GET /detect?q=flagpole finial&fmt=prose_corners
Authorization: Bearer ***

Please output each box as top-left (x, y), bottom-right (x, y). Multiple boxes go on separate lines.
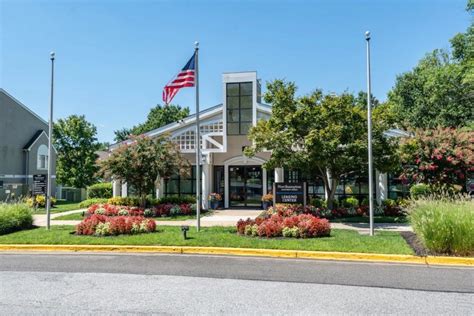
top-left (194, 41), bottom-right (199, 49)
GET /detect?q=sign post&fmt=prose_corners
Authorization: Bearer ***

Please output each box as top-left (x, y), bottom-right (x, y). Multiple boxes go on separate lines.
top-left (273, 182), bottom-right (307, 207)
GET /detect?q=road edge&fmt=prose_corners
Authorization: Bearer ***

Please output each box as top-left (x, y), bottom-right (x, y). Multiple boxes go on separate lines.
top-left (0, 244), bottom-right (472, 267)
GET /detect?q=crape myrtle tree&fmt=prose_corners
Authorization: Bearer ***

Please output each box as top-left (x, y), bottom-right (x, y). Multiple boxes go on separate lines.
top-left (114, 104), bottom-right (190, 142)
top-left (245, 80), bottom-right (399, 209)
top-left (99, 135), bottom-right (189, 206)
top-left (399, 127), bottom-right (474, 190)
top-left (53, 115), bottom-right (101, 189)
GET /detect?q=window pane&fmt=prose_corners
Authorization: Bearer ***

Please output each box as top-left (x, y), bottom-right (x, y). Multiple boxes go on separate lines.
top-left (240, 96), bottom-right (252, 108)
top-left (166, 180), bottom-right (179, 194)
top-left (226, 83), bottom-right (239, 96)
top-left (240, 109), bottom-right (252, 122)
top-left (227, 109), bottom-right (239, 122)
top-left (180, 180), bottom-right (193, 194)
top-left (227, 122), bottom-right (240, 135)
top-left (227, 96), bottom-right (239, 109)
top-left (240, 82), bottom-right (253, 96)
top-left (240, 122), bottom-right (252, 135)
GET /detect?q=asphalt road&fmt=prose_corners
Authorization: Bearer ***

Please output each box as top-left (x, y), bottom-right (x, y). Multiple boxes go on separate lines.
top-left (0, 252), bottom-right (473, 315)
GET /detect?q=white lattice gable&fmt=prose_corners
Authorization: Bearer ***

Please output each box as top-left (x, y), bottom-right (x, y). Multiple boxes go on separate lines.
top-left (170, 114), bottom-right (225, 153)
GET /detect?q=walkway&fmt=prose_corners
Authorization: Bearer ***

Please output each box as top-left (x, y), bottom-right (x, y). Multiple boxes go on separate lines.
top-left (32, 209), bottom-right (412, 232)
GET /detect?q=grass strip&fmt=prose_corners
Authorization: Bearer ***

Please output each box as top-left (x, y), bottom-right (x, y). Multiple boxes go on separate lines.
top-left (0, 225), bottom-right (413, 255)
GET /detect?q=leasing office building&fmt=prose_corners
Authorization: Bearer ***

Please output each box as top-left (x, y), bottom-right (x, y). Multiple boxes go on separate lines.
top-left (111, 71), bottom-right (400, 209)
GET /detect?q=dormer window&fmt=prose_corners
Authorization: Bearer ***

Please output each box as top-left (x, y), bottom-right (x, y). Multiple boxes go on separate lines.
top-left (37, 144), bottom-right (48, 170)
top-left (226, 82), bottom-right (253, 135)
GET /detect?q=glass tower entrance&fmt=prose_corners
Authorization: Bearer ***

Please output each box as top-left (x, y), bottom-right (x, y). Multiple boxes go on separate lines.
top-left (228, 166), bottom-right (263, 208)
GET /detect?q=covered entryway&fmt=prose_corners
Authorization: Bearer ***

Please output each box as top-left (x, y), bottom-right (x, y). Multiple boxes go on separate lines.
top-left (229, 165), bottom-right (263, 208)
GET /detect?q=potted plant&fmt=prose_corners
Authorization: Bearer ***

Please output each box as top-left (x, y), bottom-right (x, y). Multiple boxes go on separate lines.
top-left (208, 193), bottom-right (222, 210)
top-left (261, 193), bottom-right (273, 210)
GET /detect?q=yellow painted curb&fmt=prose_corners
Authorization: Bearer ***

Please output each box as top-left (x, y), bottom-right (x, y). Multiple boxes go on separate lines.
top-left (0, 244), bottom-right (472, 267)
top-left (426, 256), bottom-right (474, 266)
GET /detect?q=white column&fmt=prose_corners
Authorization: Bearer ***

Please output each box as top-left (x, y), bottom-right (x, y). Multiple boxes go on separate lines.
top-left (121, 182), bottom-right (128, 198)
top-left (224, 166), bottom-right (229, 208)
top-left (155, 176), bottom-right (161, 199)
top-left (112, 179), bottom-right (121, 197)
top-left (376, 171), bottom-right (388, 205)
top-left (201, 160), bottom-right (210, 210)
top-left (275, 167), bottom-right (284, 183)
top-left (325, 169), bottom-right (332, 200)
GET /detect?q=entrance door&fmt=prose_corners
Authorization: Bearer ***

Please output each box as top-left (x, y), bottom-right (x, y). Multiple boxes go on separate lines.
top-left (229, 166), bottom-right (262, 208)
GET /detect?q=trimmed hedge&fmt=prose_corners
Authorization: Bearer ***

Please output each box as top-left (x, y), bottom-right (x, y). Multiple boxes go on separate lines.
top-left (0, 203), bottom-right (33, 235)
top-left (87, 183), bottom-right (113, 199)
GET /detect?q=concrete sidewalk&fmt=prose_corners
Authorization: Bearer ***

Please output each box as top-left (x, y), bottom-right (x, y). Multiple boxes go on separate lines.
top-left (32, 209), bottom-right (412, 232)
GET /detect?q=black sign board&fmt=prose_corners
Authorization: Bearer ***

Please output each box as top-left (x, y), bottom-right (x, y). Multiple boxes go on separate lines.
top-left (33, 174), bottom-right (47, 195)
top-left (273, 182), bottom-right (306, 206)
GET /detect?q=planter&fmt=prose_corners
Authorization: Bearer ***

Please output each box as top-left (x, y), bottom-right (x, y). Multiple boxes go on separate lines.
top-left (210, 200), bottom-right (219, 210)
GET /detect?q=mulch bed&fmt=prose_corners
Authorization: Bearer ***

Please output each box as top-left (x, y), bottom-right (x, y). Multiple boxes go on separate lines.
top-left (400, 231), bottom-right (430, 256)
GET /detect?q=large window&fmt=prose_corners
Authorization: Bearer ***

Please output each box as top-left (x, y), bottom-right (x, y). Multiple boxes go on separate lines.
top-left (387, 173), bottom-right (410, 199)
top-left (226, 82), bottom-right (253, 135)
top-left (164, 166), bottom-right (197, 197)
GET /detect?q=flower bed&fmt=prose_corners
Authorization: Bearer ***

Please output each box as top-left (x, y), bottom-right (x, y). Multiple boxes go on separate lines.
top-left (237, 214), bottom-right (331, 238)
top-left (76, 214), bottom-right (156, 236)
top-left (86, 203), bottom-right (196, 218)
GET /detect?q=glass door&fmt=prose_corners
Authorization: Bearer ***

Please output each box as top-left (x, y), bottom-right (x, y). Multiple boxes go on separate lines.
top-left (229, 166), bottom-right (262, 208)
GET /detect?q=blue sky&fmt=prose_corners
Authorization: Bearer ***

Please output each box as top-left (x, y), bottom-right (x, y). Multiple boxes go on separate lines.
top-left (1, 0), bottom-right (470, 142)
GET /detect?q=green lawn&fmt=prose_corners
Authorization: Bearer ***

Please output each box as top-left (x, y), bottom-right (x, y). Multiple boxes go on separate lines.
top-left (0, 225), bottom-right (413, 255)
top-left (34, 201), bottom-right (83, 214)
top-left (54, 212), bottom-right (200, 221)
top-left (331, 216), bottom-right (408, 224)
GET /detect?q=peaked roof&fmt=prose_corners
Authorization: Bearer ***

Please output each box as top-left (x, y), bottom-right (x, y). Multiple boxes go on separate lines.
top-left (22, 129), bottom-right (58, 153)
top-left (0, 88), bottom-right (48, 126)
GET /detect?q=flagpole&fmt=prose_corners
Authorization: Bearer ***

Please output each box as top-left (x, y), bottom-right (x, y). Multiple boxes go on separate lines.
top-left (194, 41), bottom-right (201, 232)
top-left (365, 31), bottom-right (374, 236)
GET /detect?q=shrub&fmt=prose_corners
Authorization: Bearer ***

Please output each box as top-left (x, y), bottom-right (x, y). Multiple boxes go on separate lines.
top-left (382, 199), bottom-right (396, 207)
top-left (0, 203), bottom-right (33, 235)
top-left (144, 209), bottom-right (154, 217)
top-left (410, 183), bottom-right (431, 199)
top-left (310, 198), bottom-right (326, 208)
top-left (107, 197), bottom-right (140, 206)
top-left (237, 214), bottom-right (331, 238)
top-left (409, 197), bottom-right (473, 256)
top-left (158, 196), bottom-right (196, 205)
top-left (343, 197), bottom-right (359, 208)
top-left (87, 204), bottom-right (144, 217)
top-left (79, 198), bottom-right (108, 209)
top-left (26, 195), bottom-right (56, 208)
top-left (87, 183), bottom-right (113, 199)
top-left (76, 214), bottom-right (156, 236)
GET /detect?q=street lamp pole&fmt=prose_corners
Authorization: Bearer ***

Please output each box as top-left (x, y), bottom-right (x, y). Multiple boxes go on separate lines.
top-left (46, 51), bottom-right (55, 230)
top-left (365, 32), bottom-right (374, 236)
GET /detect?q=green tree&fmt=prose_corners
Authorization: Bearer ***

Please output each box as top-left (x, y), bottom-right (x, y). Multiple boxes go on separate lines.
top-left (245, 80), bottom-right (399, 208)
top-left (53, 115), bottom-right (101, 189)
top-left (388, 6), bottom-right (474, 129)
top-left (100, 135), bottom-right (189, 206)
top-left (114, 104), bottom-right (190, 142)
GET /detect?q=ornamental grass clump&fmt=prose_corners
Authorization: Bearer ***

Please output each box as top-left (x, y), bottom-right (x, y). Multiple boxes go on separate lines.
top-left (0, 203), bottom-right (33, 235)
top-left (409, 197), bottom-right (474, 256)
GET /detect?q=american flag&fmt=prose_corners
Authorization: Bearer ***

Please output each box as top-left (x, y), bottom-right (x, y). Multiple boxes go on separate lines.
top-left (162, 53), bottom-right (196, 104)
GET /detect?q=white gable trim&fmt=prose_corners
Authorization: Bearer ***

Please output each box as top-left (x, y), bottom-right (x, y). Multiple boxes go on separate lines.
top-left (24, 130), bottom-right (58, 154)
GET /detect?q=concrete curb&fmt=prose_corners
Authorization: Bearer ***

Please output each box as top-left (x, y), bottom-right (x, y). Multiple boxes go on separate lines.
top-left (0, 244), bottom-right (472, 267)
